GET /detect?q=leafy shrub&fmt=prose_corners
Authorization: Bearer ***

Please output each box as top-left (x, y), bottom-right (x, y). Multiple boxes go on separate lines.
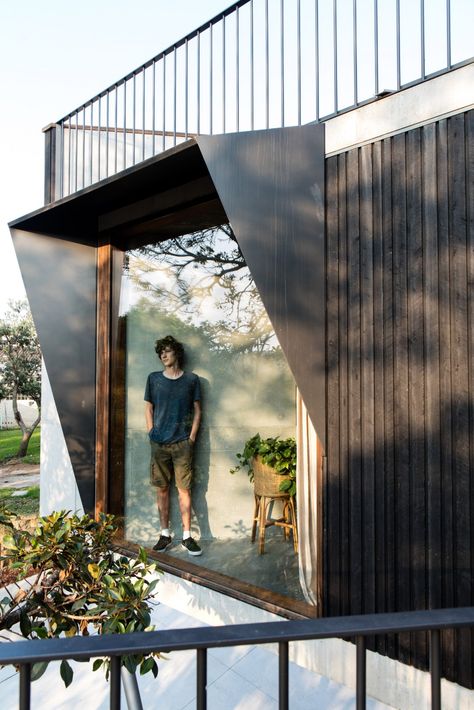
top-left (0, 510), bottom-right (162, 686)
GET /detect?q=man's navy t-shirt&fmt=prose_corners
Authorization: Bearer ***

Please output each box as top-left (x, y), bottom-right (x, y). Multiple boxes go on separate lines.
top-left (144, 371), bottom-right (201, 444)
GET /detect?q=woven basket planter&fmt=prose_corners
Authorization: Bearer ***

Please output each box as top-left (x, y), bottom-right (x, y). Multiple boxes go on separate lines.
top-left (252, 456), bottom-right (291, 498)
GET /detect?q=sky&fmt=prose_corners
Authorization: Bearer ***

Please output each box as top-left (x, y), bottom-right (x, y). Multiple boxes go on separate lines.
top-left (0, 0), bottom-right (229, 316)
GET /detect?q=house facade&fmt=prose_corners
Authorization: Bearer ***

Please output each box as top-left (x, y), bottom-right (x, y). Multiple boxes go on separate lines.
top-left (9, 1), bottom-right (474, 704)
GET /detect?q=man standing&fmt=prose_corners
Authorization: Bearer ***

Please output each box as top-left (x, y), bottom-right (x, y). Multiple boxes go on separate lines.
top-left (144, 335), bottom-right (202, 556)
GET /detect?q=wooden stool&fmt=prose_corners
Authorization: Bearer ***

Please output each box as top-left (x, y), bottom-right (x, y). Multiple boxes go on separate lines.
top-left (250, 456), bottom-right (298, 555)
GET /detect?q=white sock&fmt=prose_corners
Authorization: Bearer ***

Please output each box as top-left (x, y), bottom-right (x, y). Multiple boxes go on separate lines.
top-left (183, 530), bottom-right (191, 540)
top-left (161, 528), bottom-right (170, 537)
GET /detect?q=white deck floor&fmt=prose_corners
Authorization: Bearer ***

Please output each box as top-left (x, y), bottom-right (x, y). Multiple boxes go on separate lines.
top-left (0, 598), bottom-right (395, 710)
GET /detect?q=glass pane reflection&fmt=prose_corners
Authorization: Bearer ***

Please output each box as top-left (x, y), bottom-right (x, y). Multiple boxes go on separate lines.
top-left (116, 224), bottom-right (304, 601)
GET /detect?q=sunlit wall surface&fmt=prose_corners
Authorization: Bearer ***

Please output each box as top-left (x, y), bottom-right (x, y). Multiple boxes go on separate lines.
top-left (115, 225), bottom-right (301, 597)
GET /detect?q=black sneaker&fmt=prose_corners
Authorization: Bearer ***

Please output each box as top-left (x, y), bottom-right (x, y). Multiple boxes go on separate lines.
top-left (181, 537), bottom-right (202, 556)
top-left (153, 535), bottom-right (172, 552)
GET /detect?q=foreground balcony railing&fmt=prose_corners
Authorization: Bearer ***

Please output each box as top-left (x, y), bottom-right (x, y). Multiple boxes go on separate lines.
top-left (46, 0), bottom-right (474, 202)
top-left (1, 606), bottom-right (473, 710)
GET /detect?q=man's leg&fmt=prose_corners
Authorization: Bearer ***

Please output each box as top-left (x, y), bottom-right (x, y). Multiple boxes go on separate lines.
top-left (177, 487), bottom-right (191, 530)
top-left (156, 486), bottom-right (170, 530)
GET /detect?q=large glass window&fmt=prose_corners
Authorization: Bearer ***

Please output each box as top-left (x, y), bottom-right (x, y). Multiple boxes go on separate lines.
top-left (112, 223), bottom-right (306, 602)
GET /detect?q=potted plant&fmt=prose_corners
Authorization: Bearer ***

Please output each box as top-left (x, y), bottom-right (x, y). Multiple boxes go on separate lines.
top-left (230, 433), bottom-right (297, 497)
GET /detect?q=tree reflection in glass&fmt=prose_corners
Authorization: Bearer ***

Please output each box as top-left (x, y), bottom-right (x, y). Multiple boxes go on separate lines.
top-left (119, 224), bottom-right (302, 602)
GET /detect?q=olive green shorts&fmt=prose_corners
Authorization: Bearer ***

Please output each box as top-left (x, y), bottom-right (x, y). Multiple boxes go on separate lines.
top-left (150, 438), bottom-right (194, 490)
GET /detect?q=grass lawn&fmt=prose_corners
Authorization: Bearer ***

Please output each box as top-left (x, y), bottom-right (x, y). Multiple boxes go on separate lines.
top-left (0, 486), bottom-right (40, 516)
top-left (0, 428), bottom-right (41, 465)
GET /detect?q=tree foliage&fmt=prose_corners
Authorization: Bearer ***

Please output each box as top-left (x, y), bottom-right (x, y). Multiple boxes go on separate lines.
top-left (0, 301), bottom-right (41, 457)
top-left (0, 511), bottom-right (162, 686)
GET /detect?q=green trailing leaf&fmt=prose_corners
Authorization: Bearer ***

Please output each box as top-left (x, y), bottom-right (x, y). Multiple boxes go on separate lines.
top-left (19, 609), bottom-right (32, 637)
top-left (31, 661), bottom-right (49, 682)
top-left (140, 656), bottom-right (155, 675)
top-left (92, 658), bottom-right (103, 672)
top-left (60, 660), bottom-right (74, 688)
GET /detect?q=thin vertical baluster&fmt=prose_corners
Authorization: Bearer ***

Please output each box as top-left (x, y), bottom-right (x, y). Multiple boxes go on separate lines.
top-left (396, 0), bottom-right (401, 89)
top-left (315, 0), bottom-right (319, 120)
top-left (197, 31), bottom-right (201, 134)
top-left (106, 91), bottom-right (110, 178)
top-left (142, 68), bottom-right (146, 161)
top-left (59, 121), bottom-right (64, 198)
top-left (185, 39), bottom-right (189, 139)
top-left (67, 116), bottom-right (72, 196)
top-left (152, 60), bottom-right (156, 154)
top-left (236, 6), bottom-right (239, 131)
top-left (281, 0), bottom-right (284, 126)
top-left (278, 641), bottom-right (289, 710)
top-left (250, 0), bottom-right (254, 129)
top-left (356, 636), bottom-right (366, 710)
top-left (162, 54), bottom-right (166, 151)
top-left (353, 0), bottom-right (358, 104)
top-left (223, 15), bottom-right (226, 133)
top-left (109, 656), bottom-right (121, 710)
top-left (430, 629), bottom-right (441, 710)
top-left (265, 0), bottom-right (269, 128)
top-left (196, 648), bottom-right (207, 710)
top-left (90, 103), bottom-right (94, 185)
top-left (210, 22), bottom-right (213, 134)
top-left (374, 0), bottom-right (379, 95)
top-left (132, 73), bottom-right (136, 164)
top-left (82, 108), bottom-right (86, 188)
top-left (123, 80), bottom-right (127, 170)
top-left (19, 663), bottom-right (31, 710)
top-left (75, 112), bottom-right (79, 192)
top-left (173, 47), bottom-right (177, 146)
top-left (420, 0), bottom-right (425, 79)
top-left (114, 87), bottom-right (118, 174)
top-left (297, 0), bottom-right (301, 125)
top-left (446, 0), bottom-right (451, 68)
top-left (98, 98), bottom-right (101, 181)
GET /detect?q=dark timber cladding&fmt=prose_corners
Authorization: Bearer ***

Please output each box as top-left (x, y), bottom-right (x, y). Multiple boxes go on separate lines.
top-left (325, 108), bottom-right (474, 688)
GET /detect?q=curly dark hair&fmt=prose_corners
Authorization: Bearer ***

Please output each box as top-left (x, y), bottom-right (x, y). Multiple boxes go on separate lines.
top-left (154, 335), bottom-right (185, 367)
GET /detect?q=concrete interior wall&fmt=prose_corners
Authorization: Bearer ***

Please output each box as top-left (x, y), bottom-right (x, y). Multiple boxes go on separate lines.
top-left (121, 234), bottom-right (296, 545)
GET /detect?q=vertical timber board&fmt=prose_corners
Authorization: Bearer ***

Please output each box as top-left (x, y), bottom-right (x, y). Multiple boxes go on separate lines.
top-left (422, 121), bottom-right (442, 614)
top-left (467, 109), bottom-right (474, 685)
top-left (325, 110), bottom-right (474, 687)
top-left (359, 143), bottom-right (376, 619)
top-left (436, 118), bottom-right (456, 678)
top-left (337, 153), bottom-right (351, 619)
top-left (326, 155), bottom-right (341, 614)
top-left (95, 244), bottom-right (112, 517)
top-left (467, 108), bottom-right (474, 688)
top-left (406, 128), bottom-right (427, 665)
top-left (381, 136), bottom-right (397, 659)
top-left (346, 147), bottom-right (362, 615)
top-left (447, 114), bottom-right (472, 685)
top-left (372, 139), bottom-right (387, 656)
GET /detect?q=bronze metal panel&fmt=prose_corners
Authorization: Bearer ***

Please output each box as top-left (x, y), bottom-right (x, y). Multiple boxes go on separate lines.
top-left (10, 229), bottom-right (97, 513)
top-left (197, 125), bottom-right (326, 445)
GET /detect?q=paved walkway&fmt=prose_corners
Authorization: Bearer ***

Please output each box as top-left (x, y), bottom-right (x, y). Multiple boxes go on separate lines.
top-left (0, 462), bottom-right (40, 490)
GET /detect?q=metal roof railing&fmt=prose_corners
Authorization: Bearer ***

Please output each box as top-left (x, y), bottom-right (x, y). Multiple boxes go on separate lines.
top-left (2, 606), bottom-right (473, 709)
top-left (47, 0), bottom-right (474, 201)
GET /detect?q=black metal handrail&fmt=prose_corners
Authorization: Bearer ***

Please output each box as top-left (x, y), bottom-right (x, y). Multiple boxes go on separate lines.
top-left (48, 0), bottom-right (474, 200)
top-left (1, 606), bottom-right (473, 710)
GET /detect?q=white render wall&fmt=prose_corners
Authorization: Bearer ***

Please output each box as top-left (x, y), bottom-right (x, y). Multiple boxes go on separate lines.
top-left (40, 360), bottom-right (83, 517)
